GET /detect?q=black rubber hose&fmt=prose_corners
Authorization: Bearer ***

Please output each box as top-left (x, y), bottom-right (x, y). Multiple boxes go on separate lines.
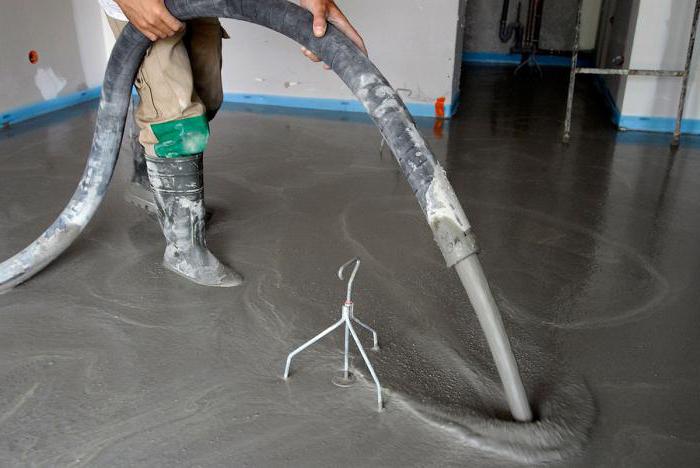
top-left (0, 0), bottom-right (465, 293)
top-left (0, 0), bottom-right (535, 424)
top-left (0, 22), bottom-right (148, 292)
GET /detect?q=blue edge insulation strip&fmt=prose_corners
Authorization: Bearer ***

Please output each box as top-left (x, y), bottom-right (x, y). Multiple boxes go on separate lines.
top-left (1, 88), bottom-right (103, 127)
top-left (1, 86), bottom-right (459, 128)
top-left (1, 52), bottom-right (695, 135)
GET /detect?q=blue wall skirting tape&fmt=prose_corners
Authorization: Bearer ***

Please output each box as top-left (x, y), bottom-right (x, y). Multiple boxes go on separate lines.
top-left (618, 115), bottom-right (700, 134)
top-left (1, 86), bottom-right (456, 127)
top-left (462, 51), bottom-right (580, 67)
top-left (1, 87), bottom-right (101, 127)
top-left (223, 92), bottom-right (458, 118)
top-left (592, 76), bottom-right (700, 135)
top-left (4, 83), bottom-right (698, 134)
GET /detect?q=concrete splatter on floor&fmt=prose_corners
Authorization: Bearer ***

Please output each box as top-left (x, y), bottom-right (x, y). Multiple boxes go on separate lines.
top-left (1, 66), bottom-right (699, 466)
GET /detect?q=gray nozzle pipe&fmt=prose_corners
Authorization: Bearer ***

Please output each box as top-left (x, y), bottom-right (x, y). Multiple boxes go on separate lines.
top-left (455, 256), bottom-right (533, 422)
top-left (0, 0), bottom-right (532, 422)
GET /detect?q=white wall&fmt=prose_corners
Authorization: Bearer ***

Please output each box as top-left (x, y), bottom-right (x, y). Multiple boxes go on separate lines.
top-left (219, 0), bottom-right (463, 110)
top-left (71, 0), bottom-right (110, 88)
top-left (3, 1), bottom-right (463, 118)
top-left (621, 0), bottom-right (700, 120)
top-left (0, 0), bottom-right (104, 112)
top-left (581, 0), bottom-right (604, 50)
top-left (97, 1), bottom-right (465, 115)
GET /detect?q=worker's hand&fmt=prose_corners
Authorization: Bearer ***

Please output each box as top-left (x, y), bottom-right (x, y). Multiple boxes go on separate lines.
top-left (299, 0), bottom-right (367, 69)
top-left (115, 0), bottom-right (184, 41)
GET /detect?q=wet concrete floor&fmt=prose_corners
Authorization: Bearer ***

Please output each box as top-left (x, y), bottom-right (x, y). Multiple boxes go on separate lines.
top-left (1, 66), bottom-right (700, 466)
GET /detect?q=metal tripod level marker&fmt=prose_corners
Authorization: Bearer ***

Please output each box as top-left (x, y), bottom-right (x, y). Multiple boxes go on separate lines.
top-left (283, 258), bottom-right (383, 412)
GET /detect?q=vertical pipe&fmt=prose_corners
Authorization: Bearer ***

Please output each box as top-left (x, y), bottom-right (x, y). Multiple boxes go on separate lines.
top-left (454, 256), bottom-right (533, 422)
top-left (671, 0), bottom-right (700, 147)
top-left (563, 0), bottom-right (583, 143)
top-left (499, 0), bottom-right (512, 42)
top-left (531, 0), bottom-right (545, 52)
top-left (344, 318), bottom-right (350, 379)
top-left (525, 0), bottom-right (536, 49)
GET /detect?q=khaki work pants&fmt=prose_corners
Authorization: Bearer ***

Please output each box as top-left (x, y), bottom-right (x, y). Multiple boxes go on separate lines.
top-left (108, 17), bottom-right (226, 157)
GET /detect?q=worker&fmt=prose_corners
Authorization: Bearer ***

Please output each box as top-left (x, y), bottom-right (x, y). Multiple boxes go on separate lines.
top-left (98, 0), bottom-right (366, 287)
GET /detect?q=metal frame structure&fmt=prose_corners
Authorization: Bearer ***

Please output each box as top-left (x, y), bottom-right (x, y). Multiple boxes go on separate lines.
top-left (563, 0), bottom-right (700, 146)
top-left (283, 258), bottom-right (383, 412)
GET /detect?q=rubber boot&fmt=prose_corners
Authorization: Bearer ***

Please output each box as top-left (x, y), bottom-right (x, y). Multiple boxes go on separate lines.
top-left (125, 142), bottom-right (158, 215)
top-left (127, 144), bottom-right (213, 223)
top-left (123, 101), bottom-right (211, 222)
top-left (123, 99), bottom-right (158, 215)
top-left (146, 154), bottom-right (243, 287)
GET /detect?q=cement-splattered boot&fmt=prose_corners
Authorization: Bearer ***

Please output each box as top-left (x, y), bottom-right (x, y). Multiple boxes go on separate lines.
top-left (123, 103), bottom-right (211, 222)
top-left (127, 144), bottom-right (213, 222)
top-left (146, 154), bottom-right (243, 287)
